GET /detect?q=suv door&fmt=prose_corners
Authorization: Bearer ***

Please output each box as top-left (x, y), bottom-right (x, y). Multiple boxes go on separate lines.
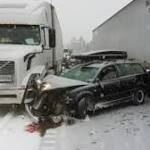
top-left (98, 65), bottom-right (120, 102)
top-left (116, 63), bottom-right (135, 98)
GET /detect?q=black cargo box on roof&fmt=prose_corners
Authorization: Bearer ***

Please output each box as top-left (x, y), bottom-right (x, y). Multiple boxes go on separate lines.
top-left (72, 50), bottom-right (127, 61)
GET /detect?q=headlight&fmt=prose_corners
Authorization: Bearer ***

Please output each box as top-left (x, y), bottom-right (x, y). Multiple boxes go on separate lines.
top-left (40, 82), bottom-right (52, 92)
top-left (35, 79), bottom-right (42, 89)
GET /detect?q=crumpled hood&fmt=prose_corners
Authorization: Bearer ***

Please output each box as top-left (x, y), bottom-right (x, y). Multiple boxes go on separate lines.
top-left (43, 75), bottom-right (88, 90)
top-left (0, 45), bottom-right (41, 60)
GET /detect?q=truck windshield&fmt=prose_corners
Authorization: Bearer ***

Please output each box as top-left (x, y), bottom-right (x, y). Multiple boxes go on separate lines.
top-left (0, 25), bottom-right (40, 45)
top-left (62, 66), bottom-right (99, 82)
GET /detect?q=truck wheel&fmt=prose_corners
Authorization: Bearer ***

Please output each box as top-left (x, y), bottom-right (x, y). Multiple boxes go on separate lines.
top-left (25, 103), bottom-right (39, 122)
top-left (132, 88), bottom-right (145, 105)
top-left (25, 88), bottom-right (39, 122)
top-left (24, 74), bottom-right (41, 122)
top-left (25, 93), bottom-right (50, 123)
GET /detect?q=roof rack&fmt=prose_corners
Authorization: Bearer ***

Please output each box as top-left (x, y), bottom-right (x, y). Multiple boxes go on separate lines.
top-left (72, 50), bottom-right (127, 62)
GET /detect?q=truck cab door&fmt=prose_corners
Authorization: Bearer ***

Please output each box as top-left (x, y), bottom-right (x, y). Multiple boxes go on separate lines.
top-left (98, 65), bottom-right (120, 102)
top-left (41, 27), bottom-right (53, 69)
top-left (116, 63), bottom-right (135, 98)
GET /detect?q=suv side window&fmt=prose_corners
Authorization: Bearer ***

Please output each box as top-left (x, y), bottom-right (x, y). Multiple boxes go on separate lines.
top-left (129, 63), bottom-right (145, 74)
top-left (116, 63), bottom-right (131, 76)
top-left (100, 65), bottom-right (117, 81)
top-left (117, 63), bottom-right (145, 77)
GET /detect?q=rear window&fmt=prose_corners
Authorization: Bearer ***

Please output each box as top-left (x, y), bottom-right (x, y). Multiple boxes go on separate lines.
top-left (129, 63), bottom-right (145, 74)
top-left (117, 64), bottom-right (130, 76)
top-left (117, 63), bottom-right (145, 76)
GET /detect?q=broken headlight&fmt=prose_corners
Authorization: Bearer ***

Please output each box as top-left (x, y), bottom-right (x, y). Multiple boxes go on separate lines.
top-left (40, 82), bottom-right (52, 92)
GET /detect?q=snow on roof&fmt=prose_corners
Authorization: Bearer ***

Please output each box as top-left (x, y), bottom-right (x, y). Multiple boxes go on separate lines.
top-left (81, 50), bottom-right (125, 56)
top-left (0, 0), bottom-right (52, 6)
top-left (73, 49), bottom-right (126, 56)
top-left (0, 0), bottom-right (52, 13)
top-left (0, 0), bottom-right (53, 25)
top-left (93, 0), bottom-right (134, 32)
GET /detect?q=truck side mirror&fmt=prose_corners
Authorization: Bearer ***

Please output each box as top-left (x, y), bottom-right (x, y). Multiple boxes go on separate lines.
top-left (49, 28), bottom-right (56, 48)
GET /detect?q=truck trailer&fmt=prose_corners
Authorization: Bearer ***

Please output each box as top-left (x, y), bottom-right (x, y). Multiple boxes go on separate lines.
top-left (93, 0), bottom-right (150, 63)
top-left (0, 0), bottom-right (63, 118)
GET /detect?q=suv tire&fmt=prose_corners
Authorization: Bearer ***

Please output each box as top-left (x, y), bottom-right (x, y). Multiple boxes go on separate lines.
top-left (77, 95), bottom-right (94, 119)
top-left (77, 97), bottom-right (87, 119)
top-left (133, 88), bottom-right (145, 105)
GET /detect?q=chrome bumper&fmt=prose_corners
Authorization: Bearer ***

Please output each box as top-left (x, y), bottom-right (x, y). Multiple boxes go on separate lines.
top-left (0, 89), bottom-right (25, 104)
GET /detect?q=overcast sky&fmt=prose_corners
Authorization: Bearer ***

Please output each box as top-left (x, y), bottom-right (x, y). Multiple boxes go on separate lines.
top-left (53, 0), bottom-right (132, 44)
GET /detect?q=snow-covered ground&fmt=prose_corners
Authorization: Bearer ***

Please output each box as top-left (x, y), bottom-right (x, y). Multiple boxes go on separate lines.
top-left (0, 107), bottom-right (41, 150)
top-left (1, 98), bottom-right (150, 150)
top-left (53, 97), bottom-right (150, 150)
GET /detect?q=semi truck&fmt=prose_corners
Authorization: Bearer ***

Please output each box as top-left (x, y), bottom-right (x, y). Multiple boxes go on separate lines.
top-left (0, 0), bottom-right (63, 118)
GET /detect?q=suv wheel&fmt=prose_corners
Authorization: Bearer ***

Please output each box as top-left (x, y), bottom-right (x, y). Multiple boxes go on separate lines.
top-left (77, 95), bottom-right (94, 119)
top-left (77, 97), bottom-right (87, 119)
top-left (133, 88), bottom-right (145, 105)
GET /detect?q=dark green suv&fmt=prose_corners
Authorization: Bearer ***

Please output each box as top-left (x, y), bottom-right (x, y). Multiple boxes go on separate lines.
top-left (62, 60), bottom-right (149, 119)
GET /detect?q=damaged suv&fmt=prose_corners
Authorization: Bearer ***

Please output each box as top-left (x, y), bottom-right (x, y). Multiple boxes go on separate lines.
top-left (32, 59), bottom-right (149, 120)
top-left (61, 60), bottom-right (148, 119)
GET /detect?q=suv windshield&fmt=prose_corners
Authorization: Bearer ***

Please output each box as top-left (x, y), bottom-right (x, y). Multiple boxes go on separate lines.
top-left (62, 66), bottom-right (99, 82)
top-left (0, 25), bottom-right (40, 45)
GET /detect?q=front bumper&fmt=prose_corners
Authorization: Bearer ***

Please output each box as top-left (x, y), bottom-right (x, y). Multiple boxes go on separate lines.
top-left (0, 89), bottom-right (25, 104)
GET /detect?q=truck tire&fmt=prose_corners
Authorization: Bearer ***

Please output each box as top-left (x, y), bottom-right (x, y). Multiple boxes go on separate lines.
top-left (25, 92), bottom-right (51, 123)
top-left (25, 88), bottom-right (39, 122)
top-left (24, 74), bottom-right (40, 122)
top-left (132, 88), bottom-right (145, 105)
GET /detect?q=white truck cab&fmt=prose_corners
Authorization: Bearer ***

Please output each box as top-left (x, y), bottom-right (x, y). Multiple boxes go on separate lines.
top-left (0, 0), bottom-right (63, 105)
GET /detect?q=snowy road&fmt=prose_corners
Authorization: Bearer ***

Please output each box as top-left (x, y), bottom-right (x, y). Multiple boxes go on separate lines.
top-left (0, 107), bottom-right (41, 150)
top-left (48, 97), bottom-right (150, 150)
top-left (1, 98), bottom-right (150, 150)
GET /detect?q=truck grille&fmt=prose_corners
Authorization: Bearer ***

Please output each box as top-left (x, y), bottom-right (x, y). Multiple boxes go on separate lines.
top-left (0, 61), bottom-right (15, 83)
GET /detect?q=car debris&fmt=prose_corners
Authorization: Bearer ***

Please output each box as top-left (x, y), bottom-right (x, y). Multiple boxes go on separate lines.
top-left (25, 74), bottom-right (88, 122)
top-left (25, 117), bottom-right (63, 136)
